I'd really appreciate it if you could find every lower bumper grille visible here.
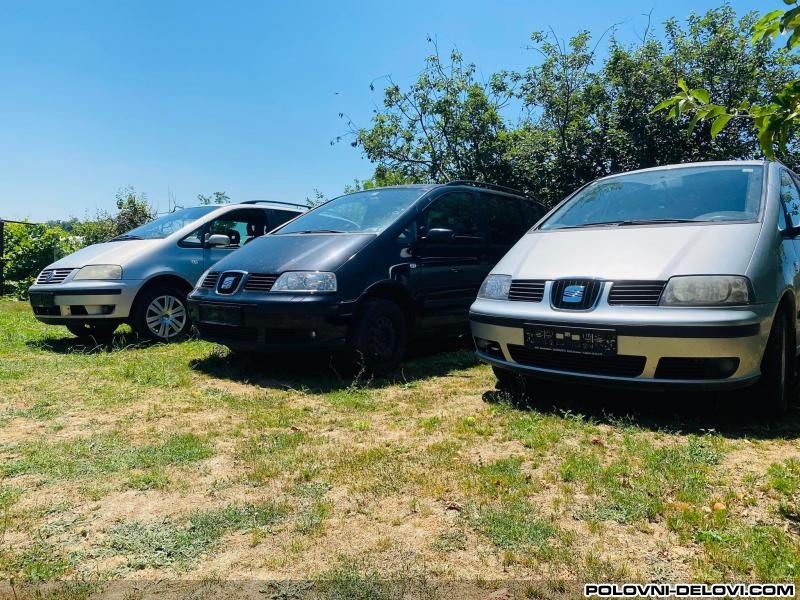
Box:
[507,345,646,377]
[654,357,739,380]
[196,323,258,342]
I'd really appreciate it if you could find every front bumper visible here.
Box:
[28,280,141,322]
[187,293,354,351]
[469,298,774,390]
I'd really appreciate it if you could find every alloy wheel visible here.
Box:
[145,294,187,340]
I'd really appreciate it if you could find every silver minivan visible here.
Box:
[470,161,800,413]
[28,201,304,342]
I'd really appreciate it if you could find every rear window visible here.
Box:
[539,165,764,230]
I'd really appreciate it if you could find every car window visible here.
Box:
[183,209,269,248]
[118,206,218,240]
[276,189,424,234]
[421,192,484,241]
[483,193,527,244]
[779,170,800,230]
[539,165,764,230]
[270,209,300,228]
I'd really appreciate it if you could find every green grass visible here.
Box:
[106,502,287,571]
[1,298,800,583]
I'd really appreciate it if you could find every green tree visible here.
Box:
[197,191,231,205]
[654,2,800,158]
[3,223,79,298]
[345,39,517,185]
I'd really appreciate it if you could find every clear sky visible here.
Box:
[0,0,760,222]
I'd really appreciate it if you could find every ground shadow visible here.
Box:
[483,377,800,441]
[190,335,479,393]
[24,331,158,354]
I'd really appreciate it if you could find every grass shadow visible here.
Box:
[483,378,800,441]
[190,335,479,393]
[25,332,160,354]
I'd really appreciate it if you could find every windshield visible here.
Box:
[539,165,764,230]
[276,188,425,234]
[117,206,219,240]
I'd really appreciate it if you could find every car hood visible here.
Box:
[208,233,375,274]
[497,223,763,280]
[45,240,163,270]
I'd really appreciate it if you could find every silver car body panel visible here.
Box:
[28,203,303,322]
[470,160,800,389]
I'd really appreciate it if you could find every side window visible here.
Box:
[485,193,526,245]
[207,209,269,248]
[779,170,800,230]
[421,192,483,241]
[523,201,546,227]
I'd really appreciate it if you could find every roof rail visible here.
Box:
[444,180,525,196]
[239,200,307,209]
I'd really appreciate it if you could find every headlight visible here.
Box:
[478,274,512,300]
[73,265,122,280]
[271,271,337,293]
[660,275,752,306]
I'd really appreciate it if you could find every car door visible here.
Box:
[411,191,486,333]
[779,170,800,344]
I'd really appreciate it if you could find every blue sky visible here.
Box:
[0,0,760,222]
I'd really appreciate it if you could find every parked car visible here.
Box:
[188,182,545,372]
[29,201,305,342]
[469,160,800,413]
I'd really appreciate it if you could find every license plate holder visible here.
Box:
[199,304,242,327]
[524,323,617,356]
[29,293,55,308]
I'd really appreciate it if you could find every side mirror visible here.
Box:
[206,234,231,247]
[422,228,456,243]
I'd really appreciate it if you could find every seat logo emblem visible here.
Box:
[562,285,585,303]
[220,276,237,291]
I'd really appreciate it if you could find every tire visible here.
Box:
[347,299,408,375]
[66,322,119,343]
[753,311,793,415]
[131,285,190,342]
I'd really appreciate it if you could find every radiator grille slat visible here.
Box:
[200,272,220,289]
[35,269,74,284]
[244,273,278,292]
[508,280,545,302]
[608,281,666,306]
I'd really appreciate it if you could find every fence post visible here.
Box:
[0,219,5,296]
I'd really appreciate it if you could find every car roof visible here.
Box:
[598,159,770,181]
[236,200,306,211]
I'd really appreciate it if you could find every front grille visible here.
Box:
[655,357,739,380]
[508,345,646,377]
[200,272,219,289]
[608,281,666,306]
[195,323,259,342]
[551,279,603,310]
[244,273,278,292]
[36,269,74,284]
[508,280,545,302]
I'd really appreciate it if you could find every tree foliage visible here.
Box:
[2,223,80,298]
[348,7,800,207]
[654,1,800,158]
[197,191,231,205]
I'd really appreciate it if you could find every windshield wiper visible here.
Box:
[109,234,143,241]
[554,218,698,230]
[284,229,346,234]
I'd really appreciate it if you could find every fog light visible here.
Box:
[474,337,503,358]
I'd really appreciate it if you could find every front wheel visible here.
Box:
[131,286,190,342]
[752,311,794,415]
[66,322,119,344]
[346,299,408,375]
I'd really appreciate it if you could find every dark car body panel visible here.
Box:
[189,184,546,349]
